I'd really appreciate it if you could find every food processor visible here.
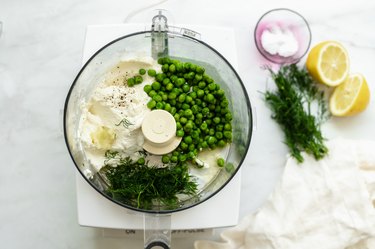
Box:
[64,11,252,249]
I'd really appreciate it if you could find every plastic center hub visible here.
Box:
[142,110,182,155]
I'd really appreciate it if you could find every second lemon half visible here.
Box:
[306,41,350,87]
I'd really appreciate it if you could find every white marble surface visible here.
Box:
[1,0,375,248]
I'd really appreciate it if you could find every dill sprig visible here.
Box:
[100,152,198,209]
[115,118,134,128]
[264,64,329,163]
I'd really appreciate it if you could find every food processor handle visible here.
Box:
[144,214,172,249]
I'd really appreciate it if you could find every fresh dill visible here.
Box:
[100,151,198,209]
[115,118,134,128]
[264,64,329,163]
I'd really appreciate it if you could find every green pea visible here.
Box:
[168,92,177,100]
[176,122,182,130]
[139,69,146,75]
[156,102,164,109]
[152,94,162,102]
[170,155,178,163]
[216,89,225,97]
[218,140,226,147]
[179,154,187,162]
[166,83,174,91]
[143,84,152,93]
[176,78,185,87]
[225,163,235,173]
[196,66,205,74]
[182,84,190,93]
[215,105,221,113]
[188,143,195,150]
[187,151,195,159]
[161,93,168,101]
[225,113,233,121]
[148,90,157,97]
[174,113,180,121]
[176,129,184,137]
[189,64,197,72]
[217,158,225,167]
[162,64,169,72]
[206,93,215,103]
[162,155,170,164]
[127,77,135,87]
[198,81,206,89]
[221,108,229,115]
[170,75,178,83]
[187,72,195,80]
[200,122,208,131]
[196,113,203,120]
[184,136,193,144]
[180,117,187,124]
[175,62,184,72]
[216,124,224,131]
[137,157,145,165]
[224,131,232,139]
[202,107,210,115]
[207,83,216,91]
[164,103,172,112]
[134,75,143,84]
[180,142,188,151]
[204,74,213,83]
[147,100,156,109]
[152,81,161,91]
[221,99,229,108]
[224,123,231,131]
[148,69,156,77]
[191,130,199,139]
[169,64,176,73]
[213,117,221,124]
[195,74,203,82]
[184,122,193,131]
[201,141,208,148]
[207,136,216,145]
[162,78,170,85]
[155,73,164,82]
[157,58,165,64]
[184,109,193,117]
[178,93,186,103]
[181,103,190,110]
[170,107,177,115]
[215,131,223,139]
[209,128,215,136]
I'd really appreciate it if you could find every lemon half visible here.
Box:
[306,41,350,86]
[330,73,370,116]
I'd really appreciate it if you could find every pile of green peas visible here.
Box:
[142,57,233,164]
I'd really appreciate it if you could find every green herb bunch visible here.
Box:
[100,151,198,209]
[264,64,329,163]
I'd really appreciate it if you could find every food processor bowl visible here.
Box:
[64,12,252,248]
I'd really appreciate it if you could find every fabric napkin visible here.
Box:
[195,139,375,249]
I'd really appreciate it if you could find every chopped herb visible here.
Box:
[115,118,134,128]
[264,64,329,163]
[100,151,198,209]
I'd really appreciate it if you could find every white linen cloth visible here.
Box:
[195,139,375,249]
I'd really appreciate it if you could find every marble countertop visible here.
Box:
[1,0,375,248]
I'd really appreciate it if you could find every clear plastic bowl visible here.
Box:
[64,30,253,213]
